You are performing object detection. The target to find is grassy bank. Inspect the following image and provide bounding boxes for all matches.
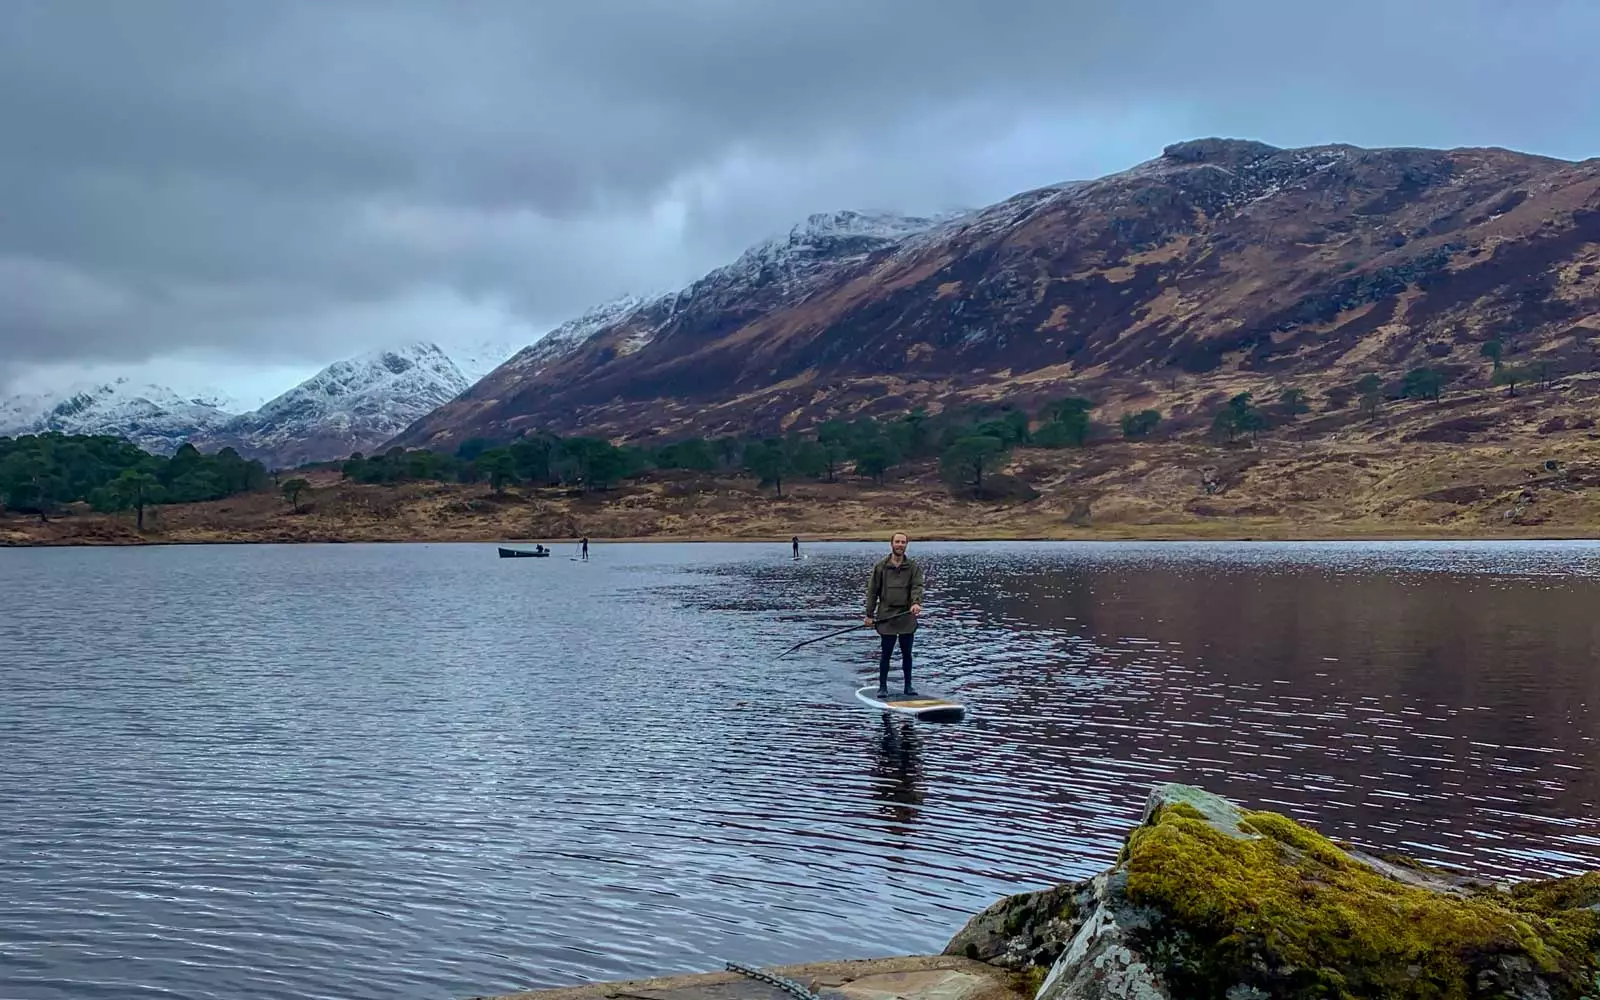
[5,431,1599,546]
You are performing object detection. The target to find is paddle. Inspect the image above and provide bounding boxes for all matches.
[774,608,914,660]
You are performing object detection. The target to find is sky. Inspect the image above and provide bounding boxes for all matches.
[1,0,1596,409]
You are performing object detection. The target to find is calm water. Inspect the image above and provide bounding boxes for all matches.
[2,540,1599,1000]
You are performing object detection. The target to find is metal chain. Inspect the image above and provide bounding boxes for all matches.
[723,961,822,1000]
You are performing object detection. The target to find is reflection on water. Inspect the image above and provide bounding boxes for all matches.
[1,540,1598,1000]
[869,715,925,837]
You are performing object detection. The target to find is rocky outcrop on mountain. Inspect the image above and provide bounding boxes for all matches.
[387,138,1600,453]
[945,784,1600,1000]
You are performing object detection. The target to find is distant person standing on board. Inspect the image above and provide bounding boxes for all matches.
[581,536,589,561]
[792,536,800,560]
[864,532,924,698]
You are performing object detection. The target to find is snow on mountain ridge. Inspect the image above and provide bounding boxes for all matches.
[444,337,532,383]
[0,377,241,453]
[202,342,473,462]
[480,209,964,381]
[507,294,661,374]
[0,343,484,467]
[717,208,952,284]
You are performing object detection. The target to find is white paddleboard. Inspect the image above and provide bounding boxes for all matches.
[855,686,967,722]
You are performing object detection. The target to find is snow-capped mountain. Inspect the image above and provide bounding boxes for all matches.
[493,211,956,379]
[441,337,533,384]
[3,209,967,461]
[187,342,473,467]
[0,339,532,467]
[387,208,962,449]
[0,378,241,453]
[503,294,659,376]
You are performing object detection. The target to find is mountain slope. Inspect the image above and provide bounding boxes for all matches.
[388,138,1600,451]
[389,209,960,446]
[189,343,472,467]
[0,378,240,453]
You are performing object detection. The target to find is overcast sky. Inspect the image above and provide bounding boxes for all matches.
[1,0,1595,406]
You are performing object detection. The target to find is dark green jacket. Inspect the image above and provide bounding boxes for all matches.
[865,555,924,636]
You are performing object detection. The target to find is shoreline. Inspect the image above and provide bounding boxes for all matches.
[5,522,1600,547]
[472,955,1024,1000]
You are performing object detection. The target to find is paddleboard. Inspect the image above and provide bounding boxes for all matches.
[855,685,967,722]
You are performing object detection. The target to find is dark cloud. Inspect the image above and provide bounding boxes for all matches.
[0,0,1595,390]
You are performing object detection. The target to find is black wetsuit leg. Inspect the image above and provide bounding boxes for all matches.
[879,631,915,692]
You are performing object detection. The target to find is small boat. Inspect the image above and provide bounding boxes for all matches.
[498,546,550,558]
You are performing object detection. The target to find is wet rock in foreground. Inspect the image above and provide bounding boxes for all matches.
[946,783,1600,1000]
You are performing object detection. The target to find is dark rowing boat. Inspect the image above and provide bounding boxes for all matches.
[498,546,550,558]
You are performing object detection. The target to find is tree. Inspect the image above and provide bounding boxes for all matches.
[478,449,517,494]
[1355,373,1384,418]
[1033,396,1094,448]
[1119,409,1162,439]
[1402,367,1444,402]
[1046,397,1094,424]
[1481,338,1505,367]
[585,446,629,489]
[112,469,161,530]
[658,437,716,473]
[815,420,851,483]
[897,408,932,459]
[1492,363,1528,398]
[1212,392,1266,443]
[852,440,899,485]
[560,438,627,491]
[787,439,828,480]
[940,435,1007,491]
[0,451,59,521]
[509,435,557,484]
[744,439,790,496]
[282,477,311,513]
[1277,387,1310,418]
[713,436,743,470]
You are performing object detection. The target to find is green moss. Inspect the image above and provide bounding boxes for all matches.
[1122,806,1600,999]
[1014,963,1050,999]
[1163,801,1209,823]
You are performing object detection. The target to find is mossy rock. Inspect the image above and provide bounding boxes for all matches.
[1117,784,1600,1000]
[960,785,1600,1000]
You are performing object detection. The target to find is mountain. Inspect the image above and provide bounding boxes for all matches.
[187,343,472,468]
[440,337,535,384]
[0,378,241,453]
[386,138,1600,452]
[0,338,529,468]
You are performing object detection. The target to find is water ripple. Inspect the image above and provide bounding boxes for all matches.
[2,540,1599,999]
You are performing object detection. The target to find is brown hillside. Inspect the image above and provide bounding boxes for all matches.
[388,137,1600,453]
[11,372,1600,546]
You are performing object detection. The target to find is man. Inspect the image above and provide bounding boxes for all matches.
[792,535,800,560]
[863,531,924,698]
[580,536,589,561]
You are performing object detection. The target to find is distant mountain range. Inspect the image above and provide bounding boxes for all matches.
[10,136,1599,468]
[0,340,525,467]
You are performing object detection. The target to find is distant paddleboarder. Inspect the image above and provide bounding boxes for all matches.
[792,535,800,560]
[863,531,924,698]
[581,536,589,561]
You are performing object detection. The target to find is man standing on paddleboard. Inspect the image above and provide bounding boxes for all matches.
[864,532,924,698]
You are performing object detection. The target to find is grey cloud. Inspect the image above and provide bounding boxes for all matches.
[0,0,1594,386]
